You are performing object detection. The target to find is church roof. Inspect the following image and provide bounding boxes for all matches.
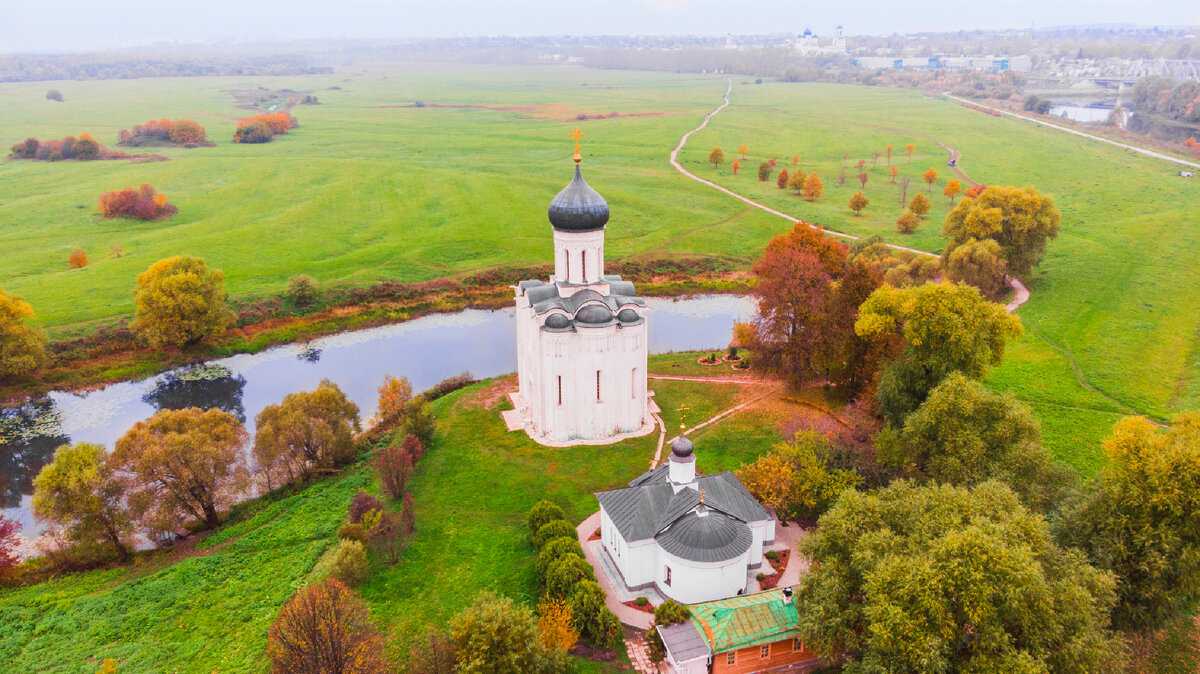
[517,277,646,330]
[657,510,753,563]
[548,164,609,232]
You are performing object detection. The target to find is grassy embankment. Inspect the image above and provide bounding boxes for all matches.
[0,362,793,672]
[678,81,1200,475]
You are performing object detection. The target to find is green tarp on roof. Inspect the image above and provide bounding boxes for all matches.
[689,588,801,652]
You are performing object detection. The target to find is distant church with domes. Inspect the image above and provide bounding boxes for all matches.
[509,130,655,445]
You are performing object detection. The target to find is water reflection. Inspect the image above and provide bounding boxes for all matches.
[0,400,69,508]
[142,365,248,422]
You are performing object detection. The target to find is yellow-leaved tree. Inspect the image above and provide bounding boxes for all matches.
[0,287,47,379]
[942,185,1061,278]
[131,256,234,347]
[802,172,824,202]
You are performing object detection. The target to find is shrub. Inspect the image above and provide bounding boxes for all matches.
[528,500,568,535]
[233,120,273,144]
[372,509,406,565]
[403,400,437,447]
[72,133,101,160]
[0,288,48,378]
[119,118,207,146]
[544,555,596,598]
[635,596,649,606]
[407,629,458,674]
[535,536,585,580]
[567,581,622,649]
[46,89,63,101]
[533,519,576,550]
[267,578,388,673]
[233,112,297,143]
[286,275,319,307]
[896,211,920,234]
[375,446,412,500]
[10,138,38,159]
[400,434,426,462]
[727,345,738,359]
[338,523,368,543]
[376,375,414,425]
[98,184,177,221]
[450,591,566,674]
[909,192,931,217]
[329,539,369,586]
[756,572,767,582]
[68,248,88,269]
[169,119,206,145]
[647,600,693,662]
[765,549,779,562]
[537,597,580,655]
[348,490,383,523]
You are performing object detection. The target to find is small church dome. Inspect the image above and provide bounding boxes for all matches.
[574,305,612,324]
[548,165,609,232]
[617,308,640,323]
[544,313,571,329]
[671,435,694,458]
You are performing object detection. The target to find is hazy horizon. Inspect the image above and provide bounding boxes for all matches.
[2,0,1198,54]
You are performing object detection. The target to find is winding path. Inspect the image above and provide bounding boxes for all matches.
[671,80,1030,312]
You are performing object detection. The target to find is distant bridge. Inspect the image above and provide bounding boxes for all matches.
[1092,60,1200,87]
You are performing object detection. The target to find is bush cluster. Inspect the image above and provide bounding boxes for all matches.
[9,133,106,161]
[98,184,178,221]
[232,112,297,143]
[118,118,208,146]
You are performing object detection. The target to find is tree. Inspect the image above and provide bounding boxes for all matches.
[943,179,963,204]
[0,287,47,379]
[736,432,861,522]
[348,491,383,524]
[46,89,63,101]
[943,185,1061,278]
[848,192,869,216]
[775,168,789,189]
[403,400,437,448]
[527,499,568,536]
[1056,413,1200,632]
[537,597,579,654]
[730,159,741,175]
[885,144,893,164]
[254,380,361,487]
[792,154,799,165]
[131,256,234,348]
[888,165,898,183]
[376,374,413,426]
[533,519,576,550]
[768,157,777,168]
[757,161,771,181]
[647,599,692,663]
[400,491,416,538]
[407,630,458,674]
[450,591,564,674]
[371,509,406,564]
[98,184,177,221]
[786,169,805,194]
[857,171,868,189]
[797,481,1121,672]
[68,248,88,269]
[287,275,319,307]
[802,172,824,201]
[330,539,370,586]
[545,555,596,598]
[876,373,1073,512]
[708,147,724,169]
[113,407,250,531]
[899,176,912,206]
[0,516,20,579]
[401,433,426,462]
[168,119,206,145]
[909,192,931,218]
[837,164,846,186]
[375,445,413,499]
[233,120,274,144]
[944,237,1008,299]
[896,211,920,234]
[872,150,882,166]
[72,133,100,160]
[904,142,915,163]
[535,536,585,579]
[567,581,622,648]
[922,168,938,191]
[855,282,1023,425]
[267,578,388,674]
[32,443,132,561]
[736,144,747,159]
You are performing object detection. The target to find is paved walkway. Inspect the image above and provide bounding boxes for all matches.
[943,93,1200,170]
[624,631,662,674]
[576,511,653,629]
[669,81,1031,314]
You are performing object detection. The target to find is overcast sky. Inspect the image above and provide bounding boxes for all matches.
[2,0,1198,53]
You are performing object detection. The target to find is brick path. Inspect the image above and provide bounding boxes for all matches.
[624,631,662,674]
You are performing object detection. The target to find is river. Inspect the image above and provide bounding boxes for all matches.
[0,294,756,540]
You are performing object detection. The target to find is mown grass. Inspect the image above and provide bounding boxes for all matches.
[0,378,783,671]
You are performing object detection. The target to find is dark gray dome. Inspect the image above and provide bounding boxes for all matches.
[574,305,612,324]
[548,165,609,232]
[671,435,694,458]
[617,308,640,322]
[544,313,570,329]
[656,511,753,563]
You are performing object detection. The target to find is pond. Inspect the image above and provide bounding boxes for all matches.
[0,293,756,539]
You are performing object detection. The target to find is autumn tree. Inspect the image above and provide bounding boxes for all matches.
[757,161,771,181]
[32,443,132,561]
[0,516,18,579]
[943,185,1061,278]
[736,144,747,159]
[375,445,413,500]
[896,211,920,234]
[0,287,47,379]
[775,168,789,189]
[113,407,250,531]
[944,237,1009,299]
[131,256,234,348]
[253,380,361,487]
[909,192,931,218]
[168,119,206,145]
[537,597,579,654]
[768,157,777,168]
[798,481,1121,672]
[802,172,824,201]
[786,169,805,194]
[407,630,458,674]
[708,147,724,169]
[904,142,915,163]
[943,179,963,204]
[855,282,1023,426]
[72,133,100,160]
[885,144,893,164]
[451,591,565,673]
[791,155,798,165]
[888,165,898,183]
[876,374,1074,512]
[267,578,389,674]
[737,431,861,522]
[731,159,741,175]
[233,120,272,144]
[848,192,869,216]
[98,184,177,221]
[1056,413,1200,632]
[922,168,938,191]
[857,171,868,189]
[376,374,413,426]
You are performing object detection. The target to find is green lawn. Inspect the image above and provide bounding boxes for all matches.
[0,378,781,671]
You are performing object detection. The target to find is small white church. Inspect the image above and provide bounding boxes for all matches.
[511,133,653,444]
[595,435,776,605]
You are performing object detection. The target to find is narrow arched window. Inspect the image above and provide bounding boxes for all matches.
[596,370,601,401]
[557,375,562,406]
[581,250,587,281]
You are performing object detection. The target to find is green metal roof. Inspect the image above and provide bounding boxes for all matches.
[688,589,801,653]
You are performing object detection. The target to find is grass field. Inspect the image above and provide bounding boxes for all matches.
[0,375,782,672]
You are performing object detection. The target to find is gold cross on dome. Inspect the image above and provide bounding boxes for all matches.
[700,489,706,504]
[676,403,690,432]
[569,127,584,163]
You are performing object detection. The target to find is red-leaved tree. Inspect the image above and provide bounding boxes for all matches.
[0,515,20,579]
[267,578,388,674]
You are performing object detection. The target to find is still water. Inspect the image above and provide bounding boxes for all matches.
[0,294,755,538]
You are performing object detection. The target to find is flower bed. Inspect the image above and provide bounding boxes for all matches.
[587,527,601,542]
[757,549,790,590]
[622,598,656,615]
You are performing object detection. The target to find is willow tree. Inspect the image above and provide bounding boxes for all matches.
[131,256,235,347]
[33,443,132,560]
[0,287,47,379]
[254,380,360,489]
[942,185,1061,278]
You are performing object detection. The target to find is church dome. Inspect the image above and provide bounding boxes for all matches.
[617,308,640,323]
[548,165,609,232]
[574,305,612,324]
[657,511,753,563]
[544,313,571,329]
[671,435,694,458]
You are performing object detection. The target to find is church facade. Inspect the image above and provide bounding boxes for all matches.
[511,137,652,444]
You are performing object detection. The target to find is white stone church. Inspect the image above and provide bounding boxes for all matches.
[510,140,654,444]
